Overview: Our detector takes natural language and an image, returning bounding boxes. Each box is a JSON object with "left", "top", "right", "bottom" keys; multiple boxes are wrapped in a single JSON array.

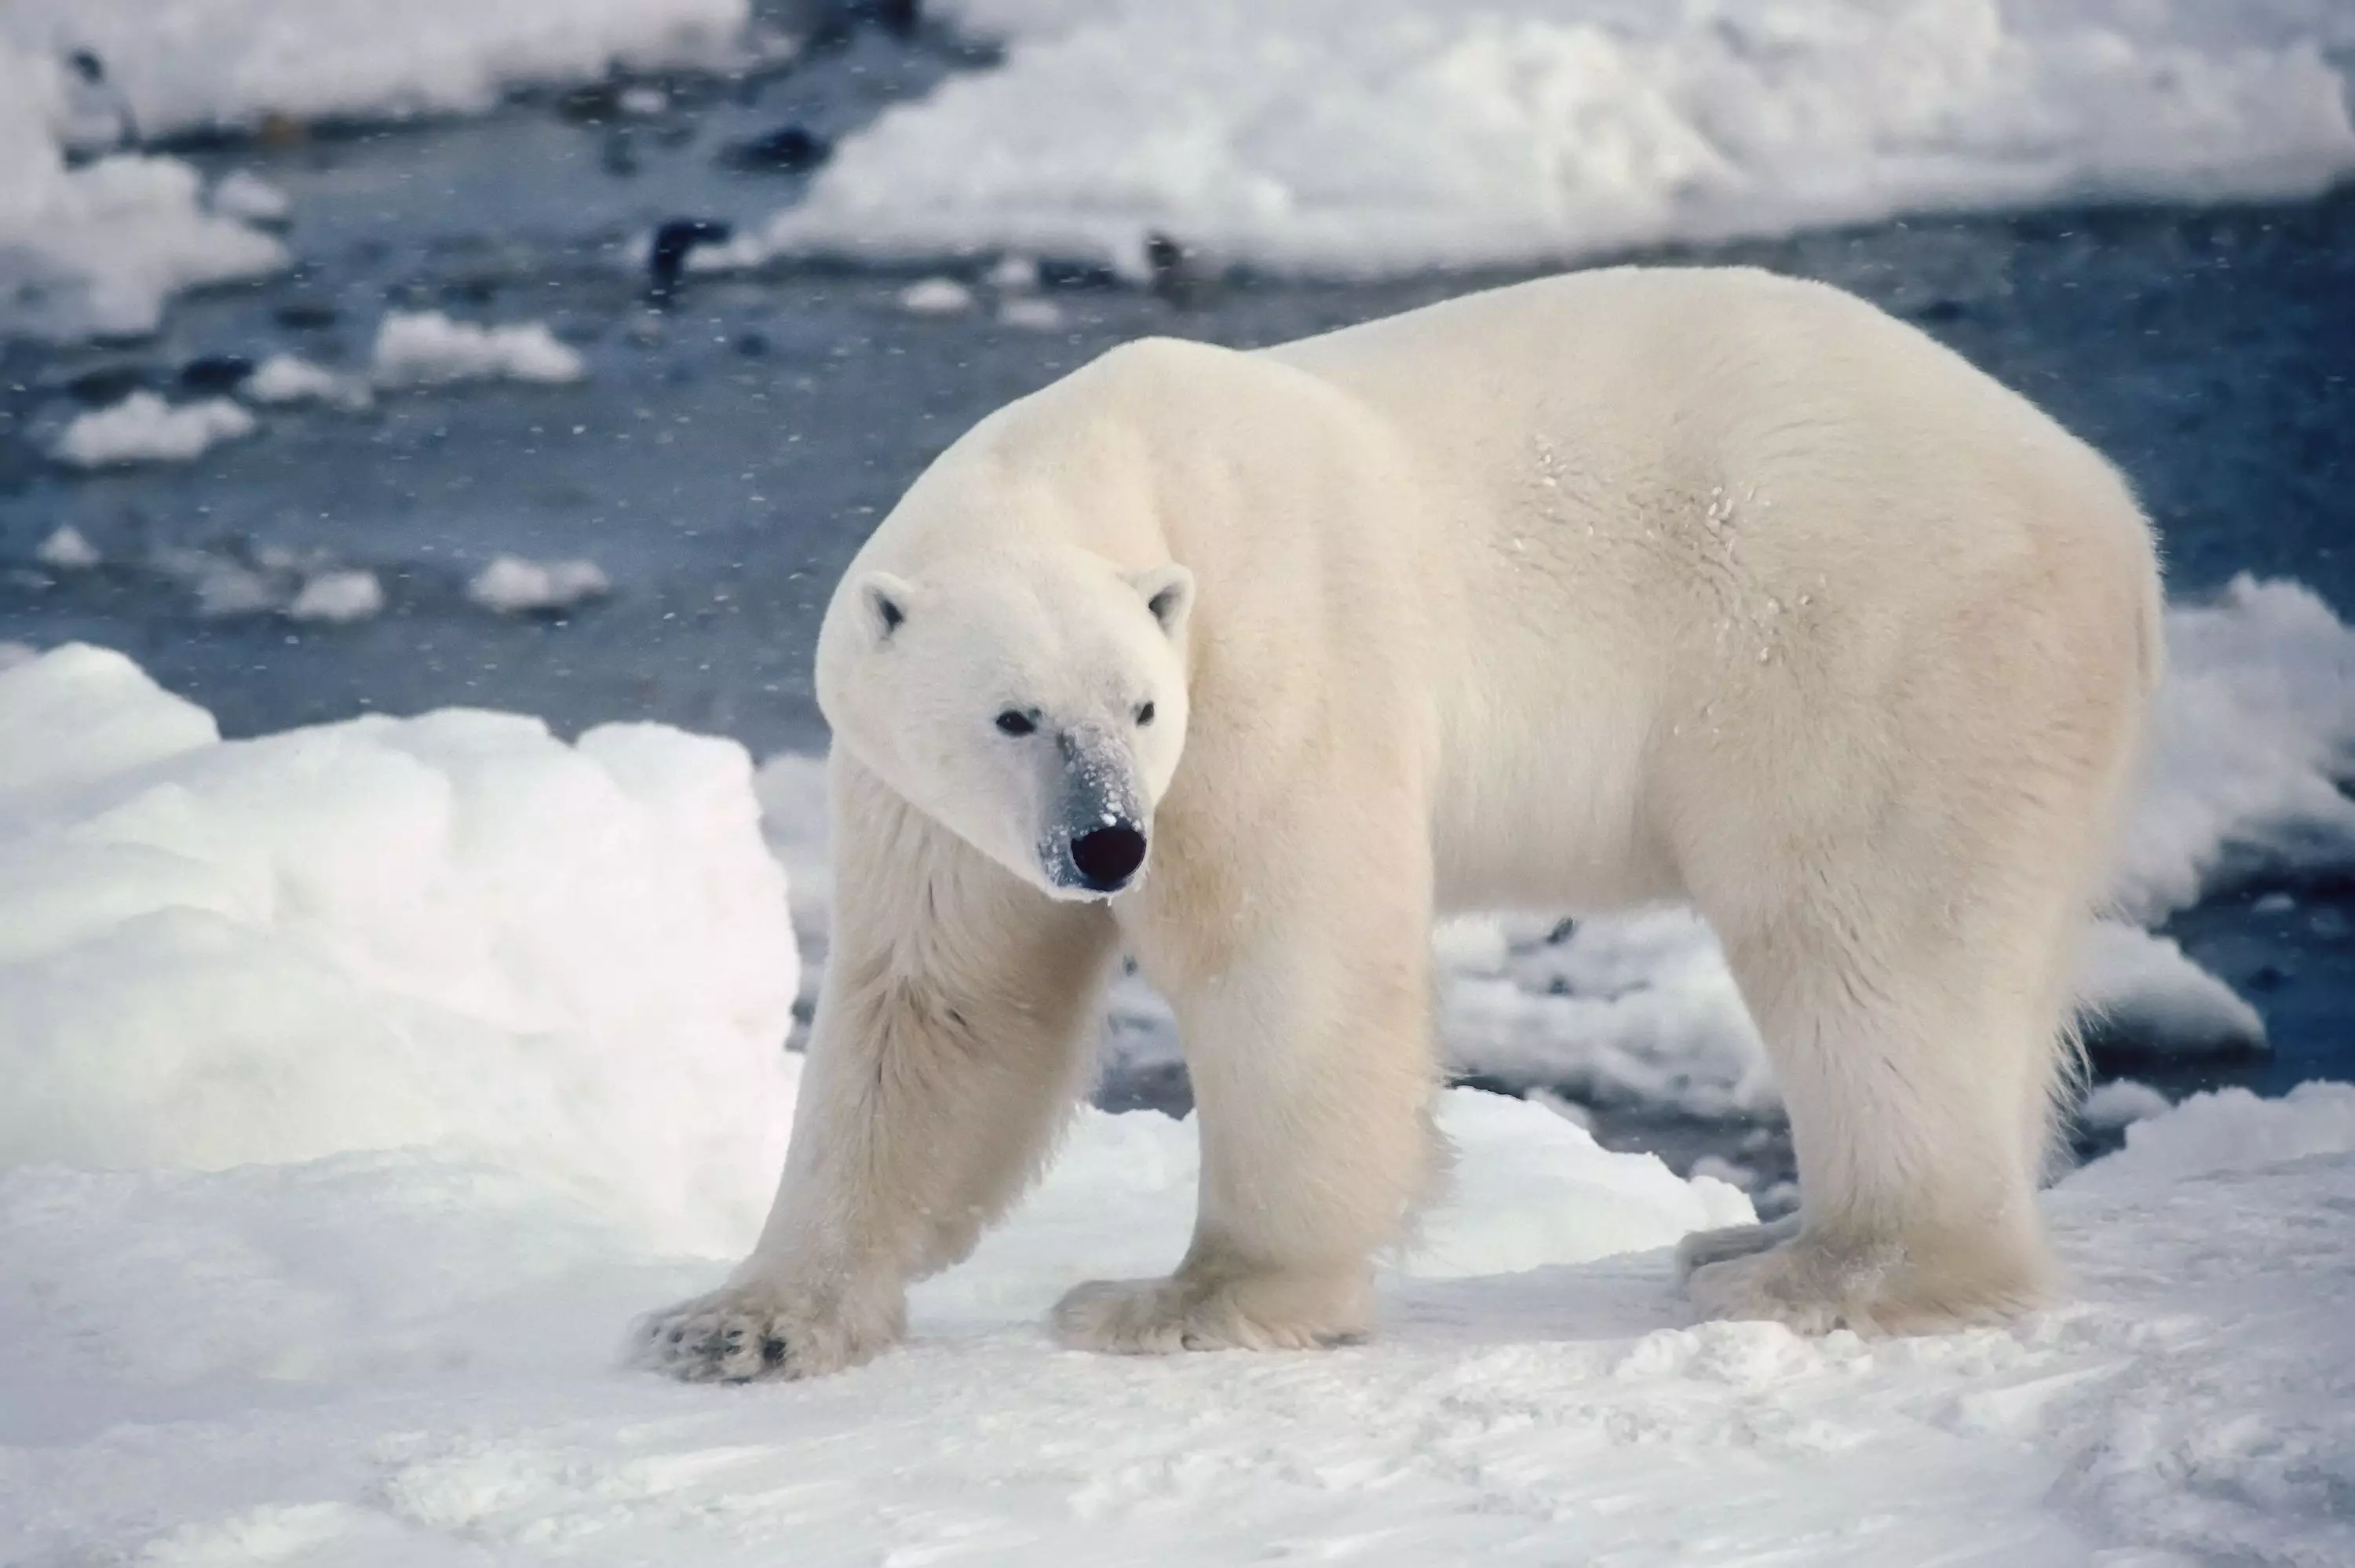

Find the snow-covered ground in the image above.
[
  {"left": 0, "top": 1, "right": 748, "bottom": 341},
  {"left": 1, "top": 634, "right": 2352, "bottom": 1562},
  {"left": 749, "top": 0, "right": 2355, "bottom": 275}
]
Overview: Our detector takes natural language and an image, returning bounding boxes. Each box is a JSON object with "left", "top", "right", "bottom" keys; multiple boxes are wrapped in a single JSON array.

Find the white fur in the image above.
[{"left": 636, "top": 266, "right": 2163, "bottom": 1379}]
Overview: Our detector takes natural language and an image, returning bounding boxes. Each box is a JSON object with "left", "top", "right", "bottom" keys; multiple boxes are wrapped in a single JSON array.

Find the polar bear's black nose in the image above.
[{"left": 1071, "top": 826, "right": 1147, "bottom": 892}]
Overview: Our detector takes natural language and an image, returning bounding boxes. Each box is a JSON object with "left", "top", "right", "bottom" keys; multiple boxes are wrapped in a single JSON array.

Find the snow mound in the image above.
[
  {"left": 0, "top": 0, "right": 750, "bottom": 142},
  {"left": 35, "top": 525, "right": 100, "bottom": 569},
  {"left": 0, "top": 39, "right": 282, "bottom": 341},
  {"left": 2068, "top": 1079, "right": 2355, "bottom": 1191},
  {"left": 286, "top": 569, "right": 384, "bottom": 624},
  {"left": 0, "top": 645, "right": 798, "bottom": 1253},
  {"left": 899, "top": 276, "right": 976, "bottom": 314},
  {"left": 2078, "top": 1077, "right": 2169, "bottom": 1131},
  {"left": 371, "top": 312, "right": 587, "bottom": 389},
  {"left": 2117, "top": 574, "right": 2355, "bottom": 919},
  {"left": 2073, "top": 921, "right": 2266, "bottom": 1059},
  {"left": 468, "top": 556, "right": 612, "bottom": 614},
  {"left": 208, "top": 170, "right": 289, "bottom": 224},
  {"left": 245, "top": 353, "right": 372, "bottom": 410},
  {"left": 754, "top": 0, "right": 2355, "bottom": 277},
  {"left": 52, "top": 391, "right": 256, "bottom": 468}
]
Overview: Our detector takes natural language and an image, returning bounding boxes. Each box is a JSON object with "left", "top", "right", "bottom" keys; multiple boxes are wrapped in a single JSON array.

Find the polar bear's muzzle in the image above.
[{"left": 1041, "top": 729, "right": 1149, "bottom": 898}]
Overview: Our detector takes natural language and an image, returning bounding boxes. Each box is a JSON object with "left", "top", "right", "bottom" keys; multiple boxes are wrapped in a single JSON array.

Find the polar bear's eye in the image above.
[
  {"left": 1135, "top": 702, "right": 1156, "bottom": 727},
  {"left": 995, "top": 709, "right": 1037, "bottom": 737}
]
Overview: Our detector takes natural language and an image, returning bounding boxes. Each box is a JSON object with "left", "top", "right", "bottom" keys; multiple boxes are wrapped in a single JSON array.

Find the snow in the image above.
[
  {"left": 0, "top": 1, "right": 750, "bottom": 142},
  {"left": 2073, "top": 921, "right": 2267, "bottom": 1059},
  {"left": 0, "top": 2, "right": 746, "bottom": 342},
  {"left": 286, "top": 569, "right": 385, "bottom": 624},
  {"left": 0, "top": 38, "right": 283, "bottom": 342},
  {"left": 35, "top": 525, "right": 99, "bottom": 570},
  {"left": 899, "top": 275, "right": 977, "bottom": 314},
  {"left": 2078, "top": 1078, "right": 2170, "bottom": 1131},
  {"left": 997, "top": 296, "right": 1066, "bottom": 330},
  {"left": 753, "top": 0, "right": 2355, "bottom": 277},
  {"left": 371, "top": 312, "right": 588, "bottom": 390},
  {"left": 243, "top": 352, "right": 373, "bottom": 410},
  {"left": 468, "top": 556, "right": 613, "bottom": 614},
  {"left": 0, "top": 643, "right": 2350, "bottom": 1562},
  {"left": 51, "top": 392, "right": 257, "bottom": 468},
  {"left": 0, "top": 644, "right": 799, "bottom": 1253},
  {"left": 208, "top": 169, "right": 289, "bottom": 224},
  {"left": 2, "top": 1002, "right": 2351, "bottom": 1559},
  {"left": 2116, "top": 573, "right": 2355, "bottom": 921}
]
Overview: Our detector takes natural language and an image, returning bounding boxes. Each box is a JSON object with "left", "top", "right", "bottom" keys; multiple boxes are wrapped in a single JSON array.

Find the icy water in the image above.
[{"left": 2, "top": 27, "right": 2352, "bottom": 1161}]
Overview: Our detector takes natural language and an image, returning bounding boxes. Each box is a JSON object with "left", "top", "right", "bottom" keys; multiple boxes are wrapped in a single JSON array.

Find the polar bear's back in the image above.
[
  {"left": 1265, "top": 264, "right": 2158, "bottom": 702},
  {"left": 1267, "top": 267, "right": 2161, "bottom": 913}
]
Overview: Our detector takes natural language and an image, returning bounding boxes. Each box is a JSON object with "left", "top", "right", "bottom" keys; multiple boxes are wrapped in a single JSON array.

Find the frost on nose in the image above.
[{"left": 1045, "top": 726, "right": 1147, "bottom": 894}]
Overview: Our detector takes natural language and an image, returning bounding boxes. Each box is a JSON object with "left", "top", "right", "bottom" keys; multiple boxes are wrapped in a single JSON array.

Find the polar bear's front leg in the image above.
[
  {"left": 637, "top": 757, "right": 1119, "bottom": 1381},
  {"left": 1054, "top": 793, "right": 1442, "bottom": 1355}
]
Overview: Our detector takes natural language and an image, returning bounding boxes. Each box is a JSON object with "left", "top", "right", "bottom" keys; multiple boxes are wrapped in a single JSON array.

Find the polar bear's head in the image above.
[{"left": 816, "top": 546, "right": 1194, "bottom": 901}]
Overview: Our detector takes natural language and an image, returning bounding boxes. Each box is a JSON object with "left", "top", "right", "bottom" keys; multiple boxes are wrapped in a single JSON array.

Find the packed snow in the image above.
[
  {"left": 0, "top": 37, "right": 283, "bottom": 341},
  {"left": 899, "top": 275, "right": 977, "bottom": 314},
  {"left": 0, "top": 645, "right": 798, "bottom": 1251},
  {"left": 207, "top": 169, "right": 290, "bottom": 224},
  {"left": 0, "top": 2, "right": 748, "bottom": 342},
  {"left": 2116, "top": 573, "right": 2355, "bottom": 919},
  {"left": 2076, "top": 1078, "right": 2171, "bottom": 1131},
  {"left": 752, "top": 0, "right": 2355, "bottom": 276},
  {"left": 244, "top": 353, "right": 372, "bottom": 410},
  {"left": 51, "top": 391, "right": 257, "bottom": 468},
  {"left": 34, "top": 525, "right": 100, "bottom": 570},
  {"left": 467, "top": 556, "right": 613, "bottom": 614},
  {"left": 997, "top": 296, "right": 1066, "bottom": 330},
  {"left": 0, "top": 0, "right": 750, "bottom": 142},
  {"left": 371, "top": 312, "right": 588, "bottom": 389},
  {"left": 285, "top": 569, "right": 385, "bottom": 624},
  {"left": 0, "top": 644, "right": 2350, "bottom": 1563}
]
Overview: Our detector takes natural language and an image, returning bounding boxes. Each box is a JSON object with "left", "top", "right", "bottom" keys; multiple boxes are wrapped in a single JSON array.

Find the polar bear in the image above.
[{"left": 638, "top": 265, "right": 2162, "bottom": 1381}]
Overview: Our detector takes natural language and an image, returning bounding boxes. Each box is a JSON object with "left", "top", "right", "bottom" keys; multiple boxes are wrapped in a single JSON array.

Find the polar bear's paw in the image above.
[
  {"left": 1052, "top": 1269, "right": 1371, "bottom": 1355},
  {"left": 1684, "top": 1227, "right": 2052, "bottom": 1336},
  {"left": 630, "top": 1278, "right": 904, "bottom": 1383}
]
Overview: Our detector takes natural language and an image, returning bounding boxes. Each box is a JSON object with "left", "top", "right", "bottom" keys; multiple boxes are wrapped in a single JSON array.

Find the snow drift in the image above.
[
  {"left": 0, "top": 1, "right": 747, "bottom": 341},
  {"left": 0, "top": 0, "right": 749, "bottom": 143},
  {"left": 752, "top": 0, "right": 2355, "bottom": 277},
  {"left": 0, "top": 644, "right": 798, "bottom": 1253},
  {"left": 0, "top": 38, "right": 283, "bottom": 341}
]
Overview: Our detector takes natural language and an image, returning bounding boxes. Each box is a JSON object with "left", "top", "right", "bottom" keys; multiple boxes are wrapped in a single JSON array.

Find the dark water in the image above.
[{"left": 2, "top": 24, "right": 2352, "bottom": 1180}]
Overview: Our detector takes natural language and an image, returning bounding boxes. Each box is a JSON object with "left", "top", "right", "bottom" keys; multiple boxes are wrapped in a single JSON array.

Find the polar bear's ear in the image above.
[
  {"left": 1130, "top": 563, "right": 1194, "bottom": 637},
  {"left": 859, "top": 571, "right": 921, "bottom": 643}
]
